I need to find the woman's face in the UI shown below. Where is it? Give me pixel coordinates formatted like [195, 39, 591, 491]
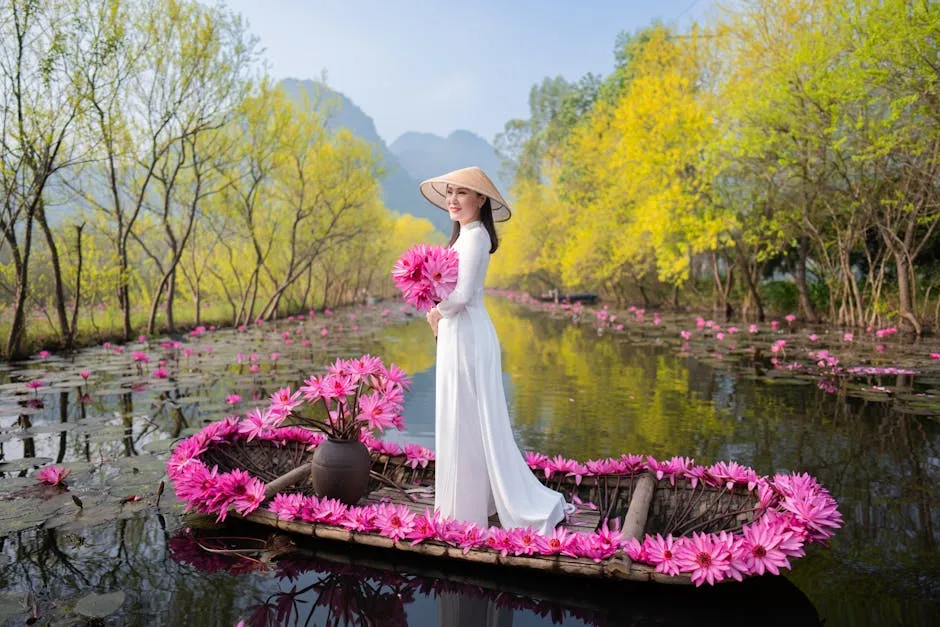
[444, 185, 484, 225]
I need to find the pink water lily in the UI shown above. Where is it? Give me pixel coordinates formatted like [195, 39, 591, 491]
[37, 465, 71, 486]
[675, 532, 731, 586]
[740, 517, 798, 576]
[374, 504, 415, 541]
[643, 534, 682, 576]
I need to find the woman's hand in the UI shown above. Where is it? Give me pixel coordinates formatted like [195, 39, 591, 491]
[426, 307, 442, 337]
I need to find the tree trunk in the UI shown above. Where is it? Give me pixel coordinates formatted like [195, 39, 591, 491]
[794, 236, 816, 322]
[5, 211, 35, 360]
[68, 224, 85, 349]
[35, 199, 72, 348]
[894, 251, 922, 334]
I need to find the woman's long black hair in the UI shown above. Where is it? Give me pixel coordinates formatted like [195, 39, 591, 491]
[447, 197, 499, 254]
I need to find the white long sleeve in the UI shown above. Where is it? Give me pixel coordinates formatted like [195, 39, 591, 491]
[436, 224, 488, 319]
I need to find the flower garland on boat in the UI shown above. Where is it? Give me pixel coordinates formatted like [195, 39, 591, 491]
[168, 413, 842, 587]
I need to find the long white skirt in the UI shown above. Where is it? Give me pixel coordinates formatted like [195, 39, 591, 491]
[434, 302, 566, 534]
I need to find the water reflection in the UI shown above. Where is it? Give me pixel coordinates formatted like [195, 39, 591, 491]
[168, 527, 820, 627]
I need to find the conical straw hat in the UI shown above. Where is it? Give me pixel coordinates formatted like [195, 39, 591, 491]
[419, 166, 512, 222]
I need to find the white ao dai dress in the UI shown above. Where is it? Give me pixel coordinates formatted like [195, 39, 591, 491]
[434, 220, 566, 534]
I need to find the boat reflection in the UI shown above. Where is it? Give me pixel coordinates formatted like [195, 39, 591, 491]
[169, 526, 821, 627]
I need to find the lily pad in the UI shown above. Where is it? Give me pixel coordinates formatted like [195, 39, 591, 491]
[74, 591, 125, 618]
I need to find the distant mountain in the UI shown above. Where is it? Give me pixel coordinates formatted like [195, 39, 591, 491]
[278, 78, 452, 233]
[390, 130, 512, 197]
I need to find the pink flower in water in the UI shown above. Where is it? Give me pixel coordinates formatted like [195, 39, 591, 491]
[675, 532, 731, 586]
[740, 517, 797, 576]
[25, 379, 44, 390]
[152, 367, 169, 378]
[300, 339, 311, 347]
[680, 330, 692, 340]
[225, 394, 242, 406]
[771, 320, 780, 330]
[249, 353, 260, 362]
[875, 344, 885, 353]
[268, 493, 304, 520]
[113, 346, 125, 354]
[37, 465, 71, 486]
[270, 352, 280, 362]
[37, 350, 50, 359]
[132, 351, 150, 363]
[249, 364, 260, 374]
[726, 326, 739, 334]
[79, 370, 91, 380]
[324, 308, 332, 316]
[931, 353, 940, 360]
[716, 332, 725, 341]
[616, 323, 624, 331]
[643, 534, 682, 576]
[785, 314, 796, 324]
[843, 332, 854, 342]
[320, 327, 329, 337]
[235, 353, 245, 363]
[138, 334, 147, 342]
[182, 348, 193, 357]
[748, 324, 759, 334]
[808, 333, 819, 342]
[374, 503, 415, 541]
[203, 345, 213, 354]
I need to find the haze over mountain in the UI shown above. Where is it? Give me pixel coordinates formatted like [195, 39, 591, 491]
[389, 130, 512, 198]
[279, 78, 510, 234]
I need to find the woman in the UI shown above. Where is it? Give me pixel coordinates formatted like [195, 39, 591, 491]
[421, 166, 567, 534]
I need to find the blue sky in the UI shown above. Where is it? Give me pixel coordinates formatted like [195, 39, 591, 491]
[221, 1, 714, 145]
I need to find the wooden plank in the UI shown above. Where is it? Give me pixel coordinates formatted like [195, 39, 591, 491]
[240, 509, 693, 584]
[620, 472, 656, 570]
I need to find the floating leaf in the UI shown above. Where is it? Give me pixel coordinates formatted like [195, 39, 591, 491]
[73, 591, 125, 618]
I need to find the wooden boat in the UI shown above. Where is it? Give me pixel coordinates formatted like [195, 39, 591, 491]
[536, 291, 599, 304]
[197, 439, 765, 585]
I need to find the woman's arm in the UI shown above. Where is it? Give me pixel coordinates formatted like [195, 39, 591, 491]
[435, 231, 488, 319]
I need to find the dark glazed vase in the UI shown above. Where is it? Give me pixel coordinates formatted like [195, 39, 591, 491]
[310, 438, 372, 505]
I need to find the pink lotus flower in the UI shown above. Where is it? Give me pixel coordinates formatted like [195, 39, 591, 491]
[643, 534, 682, 576]
[152, 367, 169, 378]
[785, 314, 796, 324]
[405, 508, 442, 545]
[536, 526, 578, 557]
[675, 532, 731, 586]
[225, 394, 242, 405]
[404, 443, 433, 468]
[680, 330, 691, 340]
[268, 493, 305, 520]
[238, 407, 283, 441]
[25, 379, 44, 390]
[392, 244, 459, 311]
[771, 320, 780, 330]
[37, 465, 71, 486]
[484, 527, 515, 556]
[269, 386, 302, 416]
[375, 503, 415, 541]
[249, 364, 260, 373]
[217, 470, 266, 518]
[132, 351, 150, 363]
[508, 527, 540, 555]
[79, 370, 91, 380]
[748, 324, 759, 334]
[37, 350, 50, 359]
[342, 504, 379, 532]
[843, 332, 854, 342]
[740, 517, 797, 576]
[931, 353, 940, 360]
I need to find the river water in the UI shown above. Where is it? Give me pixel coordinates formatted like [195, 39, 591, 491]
[0, 295, 937, 626]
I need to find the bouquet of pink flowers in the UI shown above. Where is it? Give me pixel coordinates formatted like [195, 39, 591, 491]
[391, 244, 459, 312]
[291, 354, 412, 440]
